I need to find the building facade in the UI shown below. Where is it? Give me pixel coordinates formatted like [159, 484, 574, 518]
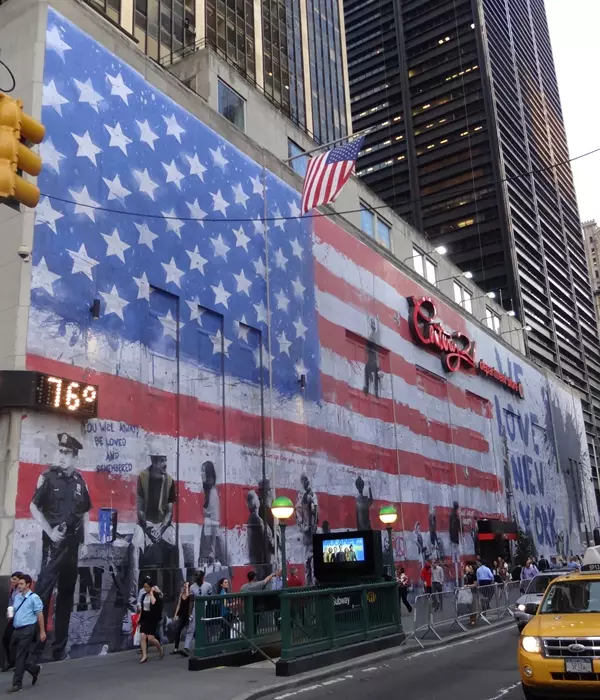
[0, 0, 597, 661]
[344, 0, 600, 498]
[583, 220, 600, 326]
[81, 0, 351, 144]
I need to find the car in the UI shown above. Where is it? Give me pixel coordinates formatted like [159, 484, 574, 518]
[518, 546, 600, 698]
[514, 571, 569, 632]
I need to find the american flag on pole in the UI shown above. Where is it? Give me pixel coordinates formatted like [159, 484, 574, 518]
[300, 136, 365, 214]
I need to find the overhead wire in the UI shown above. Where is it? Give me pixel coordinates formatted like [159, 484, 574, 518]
[38, 144, 600, 224]
[0, 58, 16, 93]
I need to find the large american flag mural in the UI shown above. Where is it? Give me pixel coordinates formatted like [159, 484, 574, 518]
[12, 7, 597, 657]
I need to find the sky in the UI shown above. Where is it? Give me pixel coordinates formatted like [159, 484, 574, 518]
[546, 0, 600, 224]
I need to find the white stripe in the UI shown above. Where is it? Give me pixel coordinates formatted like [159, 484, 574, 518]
[304, 153, 328, 212]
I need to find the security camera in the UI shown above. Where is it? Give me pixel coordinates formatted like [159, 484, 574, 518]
[17, 244, 31, 262]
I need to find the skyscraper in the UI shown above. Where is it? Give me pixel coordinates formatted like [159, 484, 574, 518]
[86, 0, 351, 144]
[344, 0, 600, 486]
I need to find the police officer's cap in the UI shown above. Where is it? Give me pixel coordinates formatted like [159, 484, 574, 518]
[57, 433, 83, 454]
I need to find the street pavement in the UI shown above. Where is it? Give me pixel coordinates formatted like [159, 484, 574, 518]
[259, 625, 524, 700]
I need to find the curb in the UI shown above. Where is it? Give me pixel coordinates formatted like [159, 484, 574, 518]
[229, 619, 515, 700]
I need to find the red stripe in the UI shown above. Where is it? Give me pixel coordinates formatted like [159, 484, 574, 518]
[27, 354, 497, 489]
[320, 373, 490, 453]
[314, 216, 469, 334]
[15, 464, 502, 532]
[317, 317, 493, 419]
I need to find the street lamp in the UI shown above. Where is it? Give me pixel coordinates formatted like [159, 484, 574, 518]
[379, 505, 398, 578]
[271, 496, 294, 588]
[402, 245, 447, 264]
[436, 270, 473, 283]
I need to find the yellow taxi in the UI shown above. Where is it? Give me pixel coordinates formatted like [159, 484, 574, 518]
[518, 546, 600, 698]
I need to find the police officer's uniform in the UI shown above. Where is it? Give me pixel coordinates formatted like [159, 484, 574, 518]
[32, 433, 91, 661]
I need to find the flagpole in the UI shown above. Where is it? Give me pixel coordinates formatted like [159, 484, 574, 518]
[284, 125, 376, 164]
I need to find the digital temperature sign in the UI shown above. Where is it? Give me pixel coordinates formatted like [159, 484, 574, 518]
[0, 370, 99, 418]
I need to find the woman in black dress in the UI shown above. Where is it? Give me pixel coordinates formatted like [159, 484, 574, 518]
[138, 577, 164, 663]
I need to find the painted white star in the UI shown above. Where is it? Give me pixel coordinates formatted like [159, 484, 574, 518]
[253, 300, 268, 324]
[136, 119, 159, 150]
[32, 257, 60, 296]
[253, 344, 274, 369]
[293, 317, 308, 340]
[186, 297, 204, 324]
[39, 138, 65, 174]
[42, 80, 69, 115]
[104, 122, 132, 155]
[67, 244, 98, 281]
[253, 217, 266, 236]
[288, 200, 301, 219]
[253, 258, 266, 278]
[162, 257, 185, 288]
[210, 329, 232, 356]
[133, 271, 152, 301]
[72, 131, 102, 165]
[292, 276, 306, 299]
[107, 72, 133, 104]
[233, 269, 252, 296]
[134, 168, 159, 200]
[135, 222, 158, 251]
[46, 25, 71, 60]
[102, 174, 131, 202]
[186, 245, 208, 274]
[162, 209, 185, 237]
[73, 78, 103, 112]
[35, 197, 63, 233]
[290, 238, 304, 258]
[275, 289, 290, 312]
[186, 198, 207, 226]
[236, 315, 250, 342]
[211, 234, 230, 260]
[210, 147, 228, 170]
[232, 183, 249, 209]
[100, 285, 129, 320]
[186, 152, 206, 181]
[159, 310, 180, 340]
[277, 331, 292, 356]
[274, 248, 288, 270]
[163, 114, 185, 142]
[211, 281, 232, 308]
[69, 186, 99, 222]
[102, 228, 130, 263]
[162, 160, 185, 189]
[272, 208, 285, 231]
[250, 174, 265, 196]
[294, 360, 309, 378]
[211, 190, 230, 216]
[233, 226, 251, 252]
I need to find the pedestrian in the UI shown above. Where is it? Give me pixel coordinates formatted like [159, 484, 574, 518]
[29, 432, 91, 661]
[538, 554, 549, 572]
[138, 578, 164, 663]
[2, 572, 23, 673]
[462, 563, 478, 627]
[216, 578, 232, 640]
[396, 567, 412, 614]
[182, 570, 213, 656]
[171, 582, 192, 656]
[241, 571, 274, 592]
[270, 568, 284, 591]
[520, 558, 539, 591]
[8, 574, 45, 694]
[287, 568, 303, 588]
[431, 560, 444, 611]
[567, 556, 581, 572]
[476, 560, 495, 611]
[420, 560, 433, 594]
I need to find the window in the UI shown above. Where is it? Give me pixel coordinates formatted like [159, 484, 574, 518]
[595, 270, 599, 279]
[360, 203, 391, 249]
[485, 307, 501, 334]
[413, 247, 436, 284]
[288, 140, 308, 178]
[218, 80, 245, 131]
[453, 281, 473, 313]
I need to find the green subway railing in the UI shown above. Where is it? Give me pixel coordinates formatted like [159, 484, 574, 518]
[192, 582, 402, 661]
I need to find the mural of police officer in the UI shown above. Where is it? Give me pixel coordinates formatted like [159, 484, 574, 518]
[30, 433, 91, 661]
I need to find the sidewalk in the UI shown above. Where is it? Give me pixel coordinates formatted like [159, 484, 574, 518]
[0, 612, 503, 699]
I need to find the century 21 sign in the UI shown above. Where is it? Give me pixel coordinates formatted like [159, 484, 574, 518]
[408, 297, 524, 399]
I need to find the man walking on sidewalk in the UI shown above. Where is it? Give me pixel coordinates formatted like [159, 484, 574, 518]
[8, 574, 46, 694]
[431, 560, 444, 611]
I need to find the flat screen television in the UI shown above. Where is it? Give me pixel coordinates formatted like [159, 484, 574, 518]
[313, 530, 383, 584]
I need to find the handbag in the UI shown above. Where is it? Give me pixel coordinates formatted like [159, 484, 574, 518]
[457, 588, 473, 606]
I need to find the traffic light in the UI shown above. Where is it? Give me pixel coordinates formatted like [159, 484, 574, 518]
[0, 93, 45, 208]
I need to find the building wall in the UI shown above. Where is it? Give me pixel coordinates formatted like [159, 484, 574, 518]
[583, 220, 600, 325]
[2, 6, 596, 660]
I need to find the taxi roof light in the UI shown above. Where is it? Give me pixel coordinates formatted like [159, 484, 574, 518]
[582, 545, 600, 572]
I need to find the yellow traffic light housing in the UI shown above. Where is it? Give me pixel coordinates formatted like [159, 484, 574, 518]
[0, 93, 45, 208]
